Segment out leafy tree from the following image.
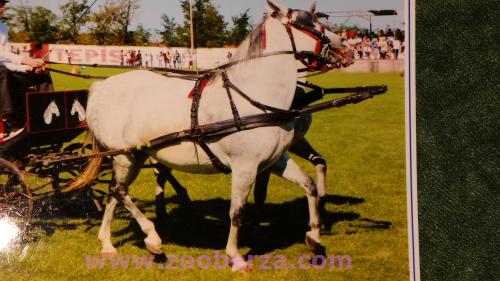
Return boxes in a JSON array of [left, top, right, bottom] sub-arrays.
[[89, 2, 120, 44], [59, 0, 90, 43], [158, 14, 180, 46], [5, 4, 32, 42], [228, 9, 251, 46], [116, 0, 140, 44], [130, 24, 151, 45], [179, 0, 227, 47], [88, 0, 141, 45], [29, 7, 60, 46]]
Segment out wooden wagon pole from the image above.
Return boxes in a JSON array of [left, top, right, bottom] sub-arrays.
[[189, 0, 199, 74]]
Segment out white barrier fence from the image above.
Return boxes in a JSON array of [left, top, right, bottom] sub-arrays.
[[338, 59, 405, 73], [8, 43, 404, 73], [46, 44, 237, 69]]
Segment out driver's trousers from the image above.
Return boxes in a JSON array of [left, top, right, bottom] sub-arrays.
[[0, 65, 54, 117]]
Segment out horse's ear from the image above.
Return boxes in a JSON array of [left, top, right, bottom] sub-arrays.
[[309, 2, 317, 14], [266, 0, 288, 16]]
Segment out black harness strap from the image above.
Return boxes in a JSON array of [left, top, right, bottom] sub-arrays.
[[189, 73, 231, 173], [197, 141, 231, 173], [188, 63, 306, 173], [46, 67, 109, 80], [222, 77, 291, 115], [222, 72, 242, 130]]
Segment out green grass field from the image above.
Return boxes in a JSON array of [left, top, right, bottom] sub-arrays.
[[1, 66, 409, 280]]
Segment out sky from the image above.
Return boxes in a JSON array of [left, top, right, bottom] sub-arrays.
[[10, 0, 405, 37]]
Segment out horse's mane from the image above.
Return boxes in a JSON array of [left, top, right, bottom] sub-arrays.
[[233, 16, 268, 61], [232, 10, 318, 62]]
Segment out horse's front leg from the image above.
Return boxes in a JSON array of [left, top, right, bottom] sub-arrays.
[[270, 153, 325, 255], [226, 161, 257, 272], [253, 170, 271, 222], [289, 136, 327, 209]]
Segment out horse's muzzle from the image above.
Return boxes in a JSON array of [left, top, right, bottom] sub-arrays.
[[328, 47, 354, 68]]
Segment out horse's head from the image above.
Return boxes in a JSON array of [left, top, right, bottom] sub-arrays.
[[265, 1, 346, 71], [43, 100, 61, 125], [48, 100, 60, 116], [71, 98, 86, 121], [310, 4, 354, 68]]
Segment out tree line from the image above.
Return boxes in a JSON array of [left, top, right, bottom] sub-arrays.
[[2, 0, 252, 47]]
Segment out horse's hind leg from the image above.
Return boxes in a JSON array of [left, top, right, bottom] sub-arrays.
[[98, 196, 118, 256], [98, 153, 163, 255], [270, 153, 325, 255]]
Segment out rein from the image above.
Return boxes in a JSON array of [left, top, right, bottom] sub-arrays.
[[46, 50, 311, 81]]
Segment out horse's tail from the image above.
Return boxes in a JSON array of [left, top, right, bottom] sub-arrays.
[[63, 131, 103, 192]]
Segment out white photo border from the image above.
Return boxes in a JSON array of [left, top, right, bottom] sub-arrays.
[[406, 0, 420, 280]]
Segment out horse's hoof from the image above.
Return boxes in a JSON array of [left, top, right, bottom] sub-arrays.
[[231, 260, 251, 273], [305, 233, 326, 256], [145, 241, 163, 255], [101, 250, 118, 258], [233, 266, 252, 273]]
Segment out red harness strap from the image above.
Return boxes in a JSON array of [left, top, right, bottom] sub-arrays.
[[289, 24, 323, 56], [187, 76, 211, 98], [0, 119, 4, 142]]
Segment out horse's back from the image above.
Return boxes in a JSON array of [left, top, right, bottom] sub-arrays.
[[87, 70, 195, 149]]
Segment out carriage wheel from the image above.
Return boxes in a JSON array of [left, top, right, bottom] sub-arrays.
[[0, 158, 33, 232], [63, 141, 109, 212]]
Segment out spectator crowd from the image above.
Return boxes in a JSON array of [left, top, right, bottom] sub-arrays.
[[119, 49, 195, 69], [336, 28, 405, 60]]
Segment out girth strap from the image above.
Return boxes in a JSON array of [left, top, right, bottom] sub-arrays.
[[197, 140, 231, 174]]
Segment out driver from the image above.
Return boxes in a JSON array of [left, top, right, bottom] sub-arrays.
[[0, 0, 54, 142]]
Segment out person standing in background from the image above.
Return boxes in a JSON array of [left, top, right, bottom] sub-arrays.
[[65, 49, 72, 64]]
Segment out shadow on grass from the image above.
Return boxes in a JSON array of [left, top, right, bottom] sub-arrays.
[[25, 192, 391, 255], [26, 189, 105, 241], [112, 194, 390, 255]]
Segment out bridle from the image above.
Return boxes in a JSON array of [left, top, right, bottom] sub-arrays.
[[282, 9, 333, 71]]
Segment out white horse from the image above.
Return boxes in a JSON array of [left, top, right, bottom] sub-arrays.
[[72, 1, 331, 271], [70, 98, 86, 121], [153, 7, 353, 216], [43, 100, 60, 125]]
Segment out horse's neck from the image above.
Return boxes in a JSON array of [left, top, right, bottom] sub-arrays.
[[295, 60, 307, 84], [227, 19, 298, 110]]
